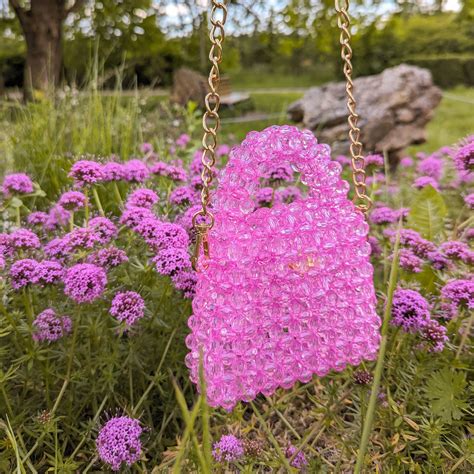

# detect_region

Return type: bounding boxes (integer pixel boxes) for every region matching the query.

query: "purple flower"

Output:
[33,308,72,342]
[417,156,443,181]
[153,247,191,276]
[368,236,382,257]
[464,193,474,209]
[102,162,125,182]
[397,249,423,273]
[10,259,38,289]
[110,291,145,327]
[391,288,431,332]
[400,156,414,168]
[277,186,302,204]
[176,133,191,148]
[256,187,274,207]
[169,186,195,207]
[0,233,14,257]
[88,247,128,268]
[64,263,107,303]
[264,163,294,184]
[149,161,169,177]
[466,229,474,241]
[172,271,197,298]
[44,237,69,261]
[123,159,150,183]
[216,144,231,157]
[2,173,34,196]
[370,206,399,225]
[68,160,104,187]
[140,142,153,154]
[384,229,436,258]
[334,155,351,166]
[285,444,308,469]
[190,175,203,191]
[45,204,71,231]
[27,211,49,227]
[89,217,118,244]
[427,250,451,270]
[413,176,439,191]
[120,207,156,230]
[166,165,187,182]
[212,435,244,463]
[65,227,101,250]
[149,223,189,251]
[126,188,159,209]
[34,260,63,285]
[58,191,87,211]
[419,319,448,353]
[441,279,474,316]
[134,218,162,243]
[439,241,474,265]
[365,153,384,167]
[454,139,474,173]
[10,229,41,250]
[96,416,143,471]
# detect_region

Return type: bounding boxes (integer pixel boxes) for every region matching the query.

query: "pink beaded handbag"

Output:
[185,1,380,410]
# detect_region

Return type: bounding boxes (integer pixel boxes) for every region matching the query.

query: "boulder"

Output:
[170,67,209,108]
[287,64,442,162]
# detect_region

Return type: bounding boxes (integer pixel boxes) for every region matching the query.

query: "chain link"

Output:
[335,0,372,213]
[192,1,228,269]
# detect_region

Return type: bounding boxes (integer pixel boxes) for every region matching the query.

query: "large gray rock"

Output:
[287,64,442,161]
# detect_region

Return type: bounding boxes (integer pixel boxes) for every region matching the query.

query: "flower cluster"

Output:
[96,416,143,471]
[2,173,34,196]
[110,291,145,327]
[64,263,107,303]
[212,435,244,463]
[33,309,72,342]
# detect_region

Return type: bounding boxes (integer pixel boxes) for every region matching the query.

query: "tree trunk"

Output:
[10,0,68,100]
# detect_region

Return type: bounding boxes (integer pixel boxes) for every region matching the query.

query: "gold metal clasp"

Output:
[192,224,211,271]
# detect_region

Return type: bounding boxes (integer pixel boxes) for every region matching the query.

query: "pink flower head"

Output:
[391,288,431,332]
[123,159,150,183]
[153,247,190,276]
[334,155,351,166]
[102,161,125,182]
[397,248,423,273]
[88,247,128,268]
[255,187,275,208]
[64,227,101,250]
[286,444,308,469]
[149,223,189,251]
[464,193,474,209]
[216,144,231,157]
[368,235,382,257]
[27,211,49,227]
[0,233,14,258]
[454,139,474,173]
[110,291,145,327]
[365,153,384,167]
[68,160,104,187]
[278,186,302,204]
[64,263,107,303]
[44,237,69,261]
[34,260,63,285]
[140,142,153,154]
[58,191,86,211]
[10,228,41,250]
[439,241,474,265]
[441,279,474,316]
[169,186,195,207]
[10,258,39,289]
[33,308,72,342]
[417,156,443,181]
[172,271,197,298]
[370,206,399,225]
[413,176,439,191]
[2,173,34,196]
[264,163,294,183]
[212,435,244,463]
[126,188,159,209]
[96,416,143,471]
[120,207,156,230]
[45,204,71,231]
[400,156,414,168]
[419,319,448,353]
[176,133,191,148]
[89,217,118,244]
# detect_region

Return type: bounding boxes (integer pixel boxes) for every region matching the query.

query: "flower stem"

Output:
[354,225,401,473]
[455,310,473,359]
[113,182,124,208]
[69,211,74,232]
[92,188,105,216]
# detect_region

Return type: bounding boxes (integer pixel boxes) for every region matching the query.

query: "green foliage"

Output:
[425,369,468,423]
[407,185,447,241]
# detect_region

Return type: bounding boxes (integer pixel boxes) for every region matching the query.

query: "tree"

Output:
[8,0,86,98]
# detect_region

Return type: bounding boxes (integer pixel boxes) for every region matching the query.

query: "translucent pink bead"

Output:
[186,125,380,410]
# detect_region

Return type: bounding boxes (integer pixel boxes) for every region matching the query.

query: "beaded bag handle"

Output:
[192,0,371,269]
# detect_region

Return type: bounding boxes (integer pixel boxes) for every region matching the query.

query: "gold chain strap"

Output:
[192,0,228,270]
[335,0,372,213]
